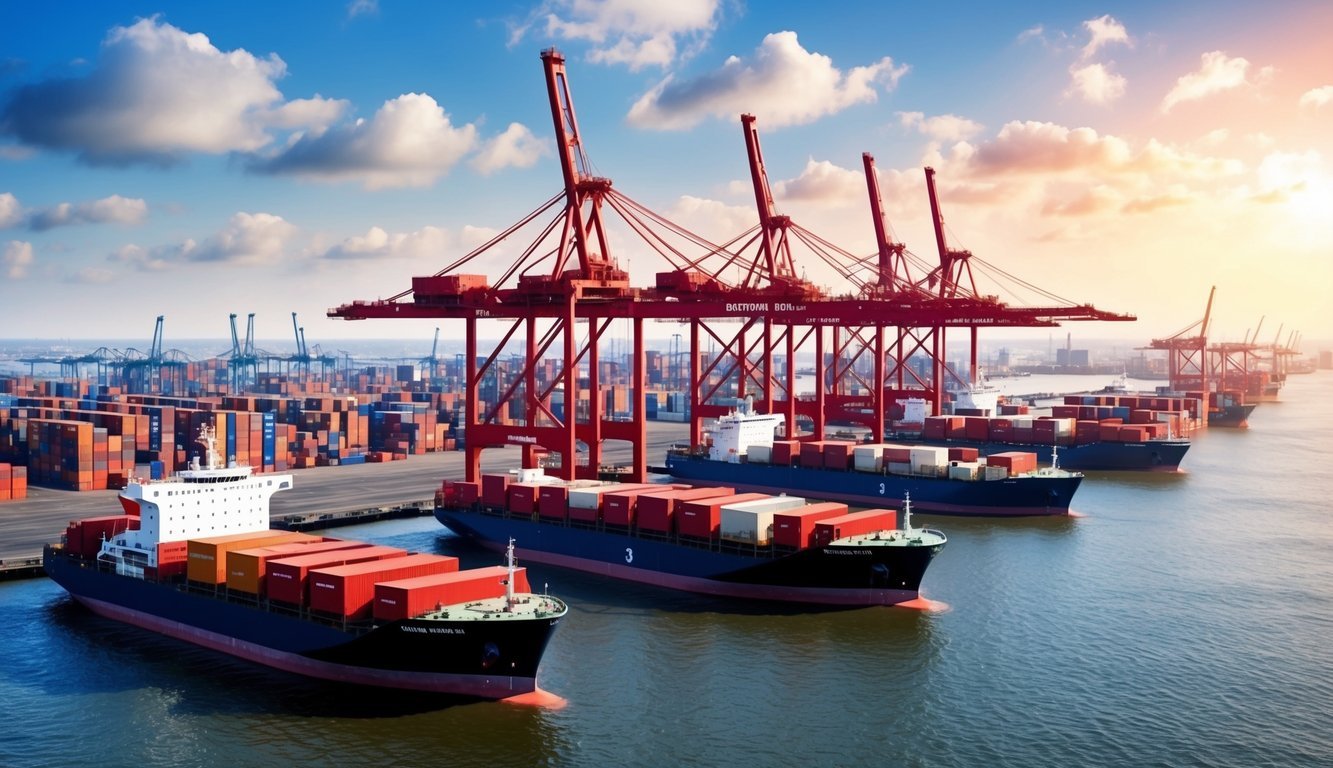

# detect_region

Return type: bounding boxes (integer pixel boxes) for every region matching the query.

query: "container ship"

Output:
[435,467,946,608]
[44,426,567,700]
[900,413,1191,471]
[661,409,1083,517]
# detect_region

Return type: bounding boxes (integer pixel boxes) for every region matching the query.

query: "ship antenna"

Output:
[505,537,517,609]
[1051,443,1060,471]
[902,492,914,533]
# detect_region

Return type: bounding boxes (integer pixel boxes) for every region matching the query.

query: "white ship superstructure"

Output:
[98,426,292,575]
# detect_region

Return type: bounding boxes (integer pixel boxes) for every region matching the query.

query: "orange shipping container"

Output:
[187,530,317,585]
[225,539,371,596]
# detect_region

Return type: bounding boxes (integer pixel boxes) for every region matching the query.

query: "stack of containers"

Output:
[772,502,850,549]
[186,531,317,586]
[719,495,808,545]
[909,446,948,477]
[677,492,769,540]
[567,483,658,524]
[634,487,737,533]
[985,451,1037,476]
[266,545,408,606]
[373,565,528,621]
[812,509,897,547]
[225,539,370,597]
[308,553,459,621]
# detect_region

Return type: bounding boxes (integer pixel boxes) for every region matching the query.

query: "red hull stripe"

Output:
[76,596,535,699]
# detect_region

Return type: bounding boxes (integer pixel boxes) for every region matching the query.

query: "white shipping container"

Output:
[887,461,913,475]
[909,446,948,469]
[948,461,981,481]
[720,496,808,515]
[747,445,772,464]
[853,444,885,472]
[568,482,637,510]
[983,465,1009,480]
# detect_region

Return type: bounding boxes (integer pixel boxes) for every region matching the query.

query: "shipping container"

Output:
[986,451,1037,475]
[309,553,459,621]
[187,531,316,585]
[225,539,369,596]
[372,565,528,621]
[676,492,769,539]
[537,485,569,521]
[635,487,737,533]
[719,495,808,545]
[812,510,897,547]
[567,483,658,523]
[266,545,408,605]
[772,502,851,549]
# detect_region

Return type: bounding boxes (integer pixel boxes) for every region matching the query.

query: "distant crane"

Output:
[227,312,260,391]
[419,327,441,379]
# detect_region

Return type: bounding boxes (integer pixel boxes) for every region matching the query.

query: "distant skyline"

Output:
[3,1,1331,347]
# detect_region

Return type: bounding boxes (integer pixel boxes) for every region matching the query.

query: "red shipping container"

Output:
[481,474,510,508]
[812,510,897,547]
[507,483,541,514]
[636,487,736,533]
[948,447,980,462]
[883,446,912,464]
[310,553,460,620]
[456,481,480,505]
[964,417,990,441]
[677,493,768,539]
[1099,424,1122,442]
[772,502,850,549]
[538,485,569,520]
[568,484,659,523]
[987,451,1037,475]
[771,440,798,465]
[821,441,855,470]
[799,441,827,468]
[267,545,408,606]
[66,515,137,558]
[373,565,529,621]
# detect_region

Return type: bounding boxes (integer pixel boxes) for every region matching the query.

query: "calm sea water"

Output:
[2,373,1331,768]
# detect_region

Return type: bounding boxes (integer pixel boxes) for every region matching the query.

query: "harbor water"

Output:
[2,372,1331,767]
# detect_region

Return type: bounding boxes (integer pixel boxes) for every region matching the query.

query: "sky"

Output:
[2,1,1331,353]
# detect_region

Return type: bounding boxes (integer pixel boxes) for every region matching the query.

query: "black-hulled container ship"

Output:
[435,466,946,608]
[661,410,1083,516]
[44,426,567,700]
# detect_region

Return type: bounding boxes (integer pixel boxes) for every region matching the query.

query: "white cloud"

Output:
[263,96,350,131]
[347,0,379,19]
[470,123,546,175]
[898,111,984,142]
[113,212,296,269]
[1016,25,1046,45]
[664,195,755,243]
[108,242,175,272]
[3,240,34,279]
[0,17,346,164]
[0,193,20,228]
[189,212,296,264]
[1299,85,1333,109]
[69,266,116,284]
[1080,15,1129,60]
[517,0,721,71]
[773,159,863,204]
[1162,51,1271,113]
[319,223,501,264]
[251,93,478,189]
[27,194,148,231]
[627,31,908,130]
[1068,63,1127,104]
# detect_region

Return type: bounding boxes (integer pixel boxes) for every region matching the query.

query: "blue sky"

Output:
[2,1,1331,349]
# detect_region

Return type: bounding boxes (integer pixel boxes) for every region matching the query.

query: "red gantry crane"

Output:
[329,49,1135,482]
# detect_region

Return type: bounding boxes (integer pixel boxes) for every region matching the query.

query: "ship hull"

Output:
[900,437,1190,471]
[436,509,942,607]
[43,548,560,699]
[1209,403,1257,428]
[664,454,1081,516]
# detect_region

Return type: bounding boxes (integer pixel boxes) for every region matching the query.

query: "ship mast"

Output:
[505,537,517,610]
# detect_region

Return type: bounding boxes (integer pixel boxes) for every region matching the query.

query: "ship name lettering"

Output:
[823,548,873,556]
[726,302,769,313]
